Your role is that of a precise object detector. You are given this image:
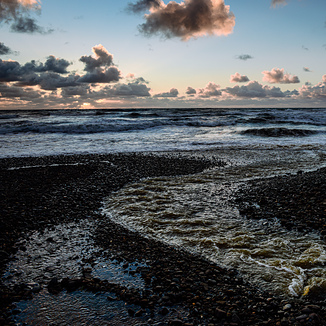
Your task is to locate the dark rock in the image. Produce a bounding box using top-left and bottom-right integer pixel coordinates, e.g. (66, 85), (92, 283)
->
(127, 308), (135, 317)
(47, 277), (61, 294)
(159, 307), (169, 315)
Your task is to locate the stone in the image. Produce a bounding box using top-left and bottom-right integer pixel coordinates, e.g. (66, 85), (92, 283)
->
(295, 314), (308, 321)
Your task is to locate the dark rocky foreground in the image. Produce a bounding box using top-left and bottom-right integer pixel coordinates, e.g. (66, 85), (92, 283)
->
(235, 167), (326, 238)
(0, 153), (325, 326)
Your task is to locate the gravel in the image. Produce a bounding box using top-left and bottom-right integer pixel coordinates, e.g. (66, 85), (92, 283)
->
(0, 153), (325, 325)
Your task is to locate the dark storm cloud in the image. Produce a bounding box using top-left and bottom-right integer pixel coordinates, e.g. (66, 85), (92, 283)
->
(131, 0), (235, 40)
(154, 88), (179, 97)
(10, 16), (53, 34)
(127, 0), (161, 13)
(230, 72), (249, 83)
(236, 54), (253, 61)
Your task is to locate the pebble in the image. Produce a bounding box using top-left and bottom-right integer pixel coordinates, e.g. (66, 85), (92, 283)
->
(283, 304), (292, 311)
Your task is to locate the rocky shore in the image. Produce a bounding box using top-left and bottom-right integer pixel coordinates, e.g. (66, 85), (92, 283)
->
(0, 153), (325, 325)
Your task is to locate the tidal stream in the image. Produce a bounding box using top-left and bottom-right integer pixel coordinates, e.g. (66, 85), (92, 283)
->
(103, 149), (326, 298)
(3, 149), (326, 325)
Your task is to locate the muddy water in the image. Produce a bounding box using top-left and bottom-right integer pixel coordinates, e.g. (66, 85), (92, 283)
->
(103, 149), (326, 298)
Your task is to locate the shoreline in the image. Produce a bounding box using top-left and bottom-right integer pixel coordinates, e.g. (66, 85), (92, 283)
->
(0, 152), (325, 325)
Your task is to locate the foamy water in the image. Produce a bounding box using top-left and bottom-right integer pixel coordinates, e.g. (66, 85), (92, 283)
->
(103, 149), (326, 297)
(0, 108), (325, 157)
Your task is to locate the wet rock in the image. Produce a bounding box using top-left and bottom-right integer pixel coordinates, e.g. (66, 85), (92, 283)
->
(26, 282), (41, 293)
(296, 314), (308, 321)
(127, 308), (135, 317)
(168, 319), (184, 326)
(134, 309), (144, 317)
(283, 304), (292, 311)
(159, 307), (170, 315)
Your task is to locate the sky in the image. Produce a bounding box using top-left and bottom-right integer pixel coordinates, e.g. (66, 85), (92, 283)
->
(0, 0), (325, 109)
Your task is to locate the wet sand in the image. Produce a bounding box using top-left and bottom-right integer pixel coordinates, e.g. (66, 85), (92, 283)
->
(0, 153), (325, 325)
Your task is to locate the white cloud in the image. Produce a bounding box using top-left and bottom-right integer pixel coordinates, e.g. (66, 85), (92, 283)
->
(262, 68), (300, 84)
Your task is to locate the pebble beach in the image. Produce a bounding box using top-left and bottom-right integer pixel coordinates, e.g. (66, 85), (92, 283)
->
(0, 152), (325, 325)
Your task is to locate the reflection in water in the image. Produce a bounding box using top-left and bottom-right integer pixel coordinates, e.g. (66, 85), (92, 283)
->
(103, 149), (326, 297)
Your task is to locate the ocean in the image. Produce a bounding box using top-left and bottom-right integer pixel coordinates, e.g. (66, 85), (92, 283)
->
(0, 107), (325, 157)
(2, 108), (326, 324)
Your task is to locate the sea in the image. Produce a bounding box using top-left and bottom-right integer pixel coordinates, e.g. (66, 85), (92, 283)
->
(1, 108), (326, 324)
(0, 108), (325, 157)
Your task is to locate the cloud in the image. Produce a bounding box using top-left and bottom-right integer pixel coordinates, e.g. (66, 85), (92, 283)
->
(262, 68), (300, 84)
(154, 88), (179, 97)
(236, 54), (253, 61)
(225, 81), (286, 98)
(230, 72), (249, 83)
(298, 75), (326, 98)
(127, 0), (162, 13)
(0, 45), (123, 89)
(198, 82), (221, 97)
(93, 81), (151, 98)
(78, 67), (121, 84)
(61, 84), (90, 97)
(0, 83), (42, 100)
(0, 0), (50, 34)
(271, 0), (288, 7)
(10, 16), (53, 34)
(186, 86), (196, 95)
(78, 44), (121, 83)
(38, 56), (70, 74)
(0, 45), (152, 108)
(0, 56), (71, 84)
(131, 0), (235, 40)
(0, 42), (14, 55)
(80, 45), (114, 72)
(303, 67), (311, 72)
(0, 0), (40, 21)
